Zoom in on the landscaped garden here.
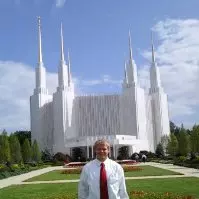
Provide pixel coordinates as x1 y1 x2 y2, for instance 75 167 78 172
0 177 199 199
25 165 182 182
1 123 199 198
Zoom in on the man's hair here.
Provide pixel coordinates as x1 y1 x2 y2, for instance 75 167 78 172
94 139 110 151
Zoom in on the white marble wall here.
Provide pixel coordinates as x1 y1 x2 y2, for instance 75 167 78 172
74 95 121 137
136 87 147 140
145 94 155 152
120 87 138 136
150 91 170 147
30 93 52 151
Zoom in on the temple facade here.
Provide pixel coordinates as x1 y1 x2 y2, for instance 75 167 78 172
30 18 170 159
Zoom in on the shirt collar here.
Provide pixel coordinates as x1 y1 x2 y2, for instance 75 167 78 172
95 157 110 167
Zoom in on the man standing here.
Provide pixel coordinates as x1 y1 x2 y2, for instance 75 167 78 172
78 139 129 199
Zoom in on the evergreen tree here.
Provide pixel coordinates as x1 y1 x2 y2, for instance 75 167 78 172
13 131 31 146
9 135 22 163
32 140 41 162
155 143 164 158
167 133 178 156
0 134 11 163
22 138 32 163
190 125 199 153
178 126 190 156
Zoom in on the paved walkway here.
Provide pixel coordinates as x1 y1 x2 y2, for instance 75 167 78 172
142 162 199 177
0 166 62 189
0 162 199 189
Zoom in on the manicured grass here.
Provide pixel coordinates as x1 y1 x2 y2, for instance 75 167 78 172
0 177 199 199
25 170 80 181
25 165 182 182
124 165 182 177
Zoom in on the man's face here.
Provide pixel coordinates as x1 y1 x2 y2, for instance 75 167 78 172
95 144 109 161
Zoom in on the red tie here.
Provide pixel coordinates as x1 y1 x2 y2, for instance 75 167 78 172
100 162 109 199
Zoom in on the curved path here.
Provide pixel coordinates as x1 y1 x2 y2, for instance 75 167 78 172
0 162 198 189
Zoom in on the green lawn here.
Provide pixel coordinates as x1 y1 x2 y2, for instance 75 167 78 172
0 177 199 199
25 165 182 182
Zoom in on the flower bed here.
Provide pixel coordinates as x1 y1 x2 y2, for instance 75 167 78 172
117 160 137 165
64 162 86 168
37 191 195 199
130 191 194 199
61 168 82 174
61 165 142 174
123 166 143 172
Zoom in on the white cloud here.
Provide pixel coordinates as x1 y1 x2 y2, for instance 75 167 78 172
1 18 199 132
0 61 121 132
55 0 66 8
139 18 199 127
0 61 57 132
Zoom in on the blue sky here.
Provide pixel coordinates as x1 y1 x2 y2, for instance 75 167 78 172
0 0 199 132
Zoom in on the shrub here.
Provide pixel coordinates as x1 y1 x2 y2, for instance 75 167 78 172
53 153 72 164
178 156 186 162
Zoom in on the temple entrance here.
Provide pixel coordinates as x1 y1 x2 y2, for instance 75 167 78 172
71 147 86 161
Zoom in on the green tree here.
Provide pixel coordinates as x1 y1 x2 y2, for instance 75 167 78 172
22 138 32 163
2 129 8 136
178 126 190 156
32 140 41 162
167 133 178 156
9 135 22 163
155 143 165 158
170 121 180 138
190 125 199 153
13 131 31 146
0 134 11 163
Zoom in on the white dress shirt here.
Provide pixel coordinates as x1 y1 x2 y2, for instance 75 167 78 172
78 158 129 199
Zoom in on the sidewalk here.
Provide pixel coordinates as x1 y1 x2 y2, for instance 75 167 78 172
19 174 189 185
0 162 199 189
142 162 199 177
0 166 62 189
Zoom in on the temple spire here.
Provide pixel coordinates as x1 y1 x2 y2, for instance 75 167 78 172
68 50 71 86
149 32 162 91
151 31 156 64
126 30 138 85
124 60 128 84
60 23 65 62
129 30 133 61
38 16 43 65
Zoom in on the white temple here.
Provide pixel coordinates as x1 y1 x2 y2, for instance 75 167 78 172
30 17 170 159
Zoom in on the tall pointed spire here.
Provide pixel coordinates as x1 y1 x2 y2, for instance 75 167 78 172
34 16 47 94
149 32 162 92
126 30 138 86
67 50 71 86
38 16 43 65
60 22 65 62
129 30 133 61
124 60 128 84
151 31 156 64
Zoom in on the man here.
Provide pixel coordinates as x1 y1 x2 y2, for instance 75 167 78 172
78 139 129 199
